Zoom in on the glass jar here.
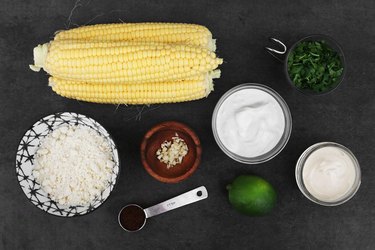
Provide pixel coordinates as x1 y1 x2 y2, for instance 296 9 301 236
212 83 292 164
295 142 361 206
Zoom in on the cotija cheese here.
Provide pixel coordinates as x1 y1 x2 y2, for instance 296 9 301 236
33 125 114 206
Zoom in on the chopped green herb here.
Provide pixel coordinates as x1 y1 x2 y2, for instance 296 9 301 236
287 40 344 93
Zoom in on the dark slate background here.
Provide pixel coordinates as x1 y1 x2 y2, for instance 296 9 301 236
1 0 374 249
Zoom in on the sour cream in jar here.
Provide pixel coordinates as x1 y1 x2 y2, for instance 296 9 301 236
212 84 292 163
296 142 361 205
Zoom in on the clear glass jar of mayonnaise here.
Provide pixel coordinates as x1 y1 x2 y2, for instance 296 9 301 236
295 142 361 206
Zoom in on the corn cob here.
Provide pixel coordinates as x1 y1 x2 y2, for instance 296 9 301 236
54 23 216 51
30 22 223 104
49 70 220 104
30 40 223 84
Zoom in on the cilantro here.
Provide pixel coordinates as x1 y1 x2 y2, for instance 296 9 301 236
287 40 344 93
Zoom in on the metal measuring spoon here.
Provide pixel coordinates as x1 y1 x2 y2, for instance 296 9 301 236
118 186 208 232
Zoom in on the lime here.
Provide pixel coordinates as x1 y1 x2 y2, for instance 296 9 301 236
227 175 277 216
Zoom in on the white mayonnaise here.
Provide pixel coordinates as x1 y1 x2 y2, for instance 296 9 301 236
216 88 285 158
302 146 357 202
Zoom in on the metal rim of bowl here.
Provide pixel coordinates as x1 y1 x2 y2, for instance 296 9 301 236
15 111 121 218
284 34 347 96
212 83 293 164
295 142 361 206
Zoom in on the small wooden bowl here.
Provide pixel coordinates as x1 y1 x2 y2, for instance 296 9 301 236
140 121 202 183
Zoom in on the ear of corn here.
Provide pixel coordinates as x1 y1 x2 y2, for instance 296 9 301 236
54 23 216 51
49 70 220 104
30 22 223 105
33 40 223 84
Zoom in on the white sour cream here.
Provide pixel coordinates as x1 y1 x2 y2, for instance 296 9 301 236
302 146 357 202
216 88 285 158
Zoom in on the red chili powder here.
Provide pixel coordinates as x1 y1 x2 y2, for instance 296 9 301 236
119 205 146 232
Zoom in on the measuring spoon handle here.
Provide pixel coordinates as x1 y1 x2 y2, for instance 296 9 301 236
144 186 208 218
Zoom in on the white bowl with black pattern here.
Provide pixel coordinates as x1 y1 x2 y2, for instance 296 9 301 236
16 112 120 217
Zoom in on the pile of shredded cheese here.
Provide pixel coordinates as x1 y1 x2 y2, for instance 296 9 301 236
156 133 188 169
33 125 114 206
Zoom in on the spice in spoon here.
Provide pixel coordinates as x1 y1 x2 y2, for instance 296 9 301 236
119 205 146 232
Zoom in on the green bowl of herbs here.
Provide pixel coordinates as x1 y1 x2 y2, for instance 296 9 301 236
285 35 345 94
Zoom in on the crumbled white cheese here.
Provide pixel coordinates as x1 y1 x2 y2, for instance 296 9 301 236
33 125 114 206
156 133 188 169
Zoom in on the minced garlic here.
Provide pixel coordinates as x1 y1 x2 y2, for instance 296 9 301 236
156 133 188 168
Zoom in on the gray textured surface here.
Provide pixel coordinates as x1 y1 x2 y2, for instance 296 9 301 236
1 0 374 249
